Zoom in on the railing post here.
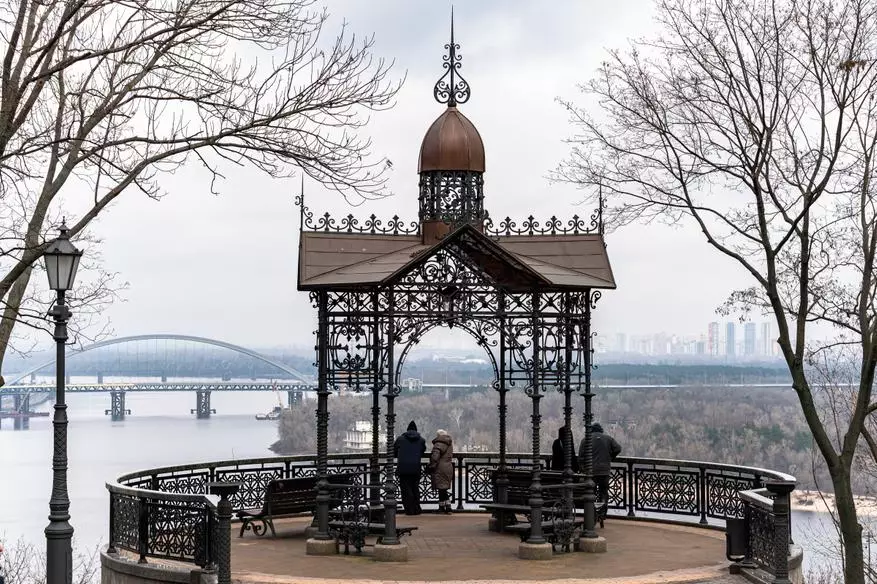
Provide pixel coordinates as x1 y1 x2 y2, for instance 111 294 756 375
208 482 241 584
766 480 795 584
456 456 464 510
626 460 635 517
107 493 117 554
137 496 149 564
699 467 708 525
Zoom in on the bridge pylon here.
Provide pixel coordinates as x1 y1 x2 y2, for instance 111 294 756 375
191 390 216 419
104 390 130 421
13 393 30 430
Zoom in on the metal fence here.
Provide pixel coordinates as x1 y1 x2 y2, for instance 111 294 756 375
106 453 795 571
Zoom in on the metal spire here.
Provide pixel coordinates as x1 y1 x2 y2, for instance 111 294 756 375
433 7 470 106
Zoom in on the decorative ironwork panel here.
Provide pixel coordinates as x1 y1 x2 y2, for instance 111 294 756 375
110 492 141 552
123 476 153 489
464 460 495 504
146 499 212 565
607 465 627 509
747 504 776 569
418 170 484 225
484 213 600 237
215 466 284 511
418 461 442 504
707 472 759 519
634 468 699 515
327 315 378 392
156 471 211 495
299 197 419 236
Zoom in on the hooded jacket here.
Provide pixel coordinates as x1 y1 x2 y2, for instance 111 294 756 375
394 423 427 476
428 432 454 490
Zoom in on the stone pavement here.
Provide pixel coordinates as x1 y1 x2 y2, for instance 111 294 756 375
231 513 749 584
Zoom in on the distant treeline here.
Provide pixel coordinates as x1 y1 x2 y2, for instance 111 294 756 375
272 382 845 492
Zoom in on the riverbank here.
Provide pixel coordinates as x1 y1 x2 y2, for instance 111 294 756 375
792 490 877 517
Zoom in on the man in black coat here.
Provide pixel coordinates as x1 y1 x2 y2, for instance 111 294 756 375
578 423 622 504
394 420 427 515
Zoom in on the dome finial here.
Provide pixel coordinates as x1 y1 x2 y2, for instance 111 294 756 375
433 7 470 107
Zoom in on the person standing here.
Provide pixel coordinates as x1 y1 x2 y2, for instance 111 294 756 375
427 429 454 514
578 423 621 504
550 426 580 472
394 420 427 515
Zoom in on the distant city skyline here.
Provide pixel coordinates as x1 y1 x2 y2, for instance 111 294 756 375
594 320 779 360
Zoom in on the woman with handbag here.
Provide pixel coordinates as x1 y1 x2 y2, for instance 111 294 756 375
427 429 454 514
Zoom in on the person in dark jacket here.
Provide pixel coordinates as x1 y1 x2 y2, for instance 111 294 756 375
550 426 579 472
578 423 621 504
394 420 427 515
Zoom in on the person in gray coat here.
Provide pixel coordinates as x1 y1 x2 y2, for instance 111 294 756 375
578 423 621 504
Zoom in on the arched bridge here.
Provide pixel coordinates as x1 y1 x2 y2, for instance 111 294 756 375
0 334 315 425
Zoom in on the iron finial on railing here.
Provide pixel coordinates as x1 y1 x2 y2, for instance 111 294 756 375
433 7 470 107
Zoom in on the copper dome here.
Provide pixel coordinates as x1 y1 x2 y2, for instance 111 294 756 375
418 106 485 173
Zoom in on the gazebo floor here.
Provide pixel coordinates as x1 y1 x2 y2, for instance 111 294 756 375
231 513 741 583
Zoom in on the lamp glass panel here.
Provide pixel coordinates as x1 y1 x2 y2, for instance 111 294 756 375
44 253 60 291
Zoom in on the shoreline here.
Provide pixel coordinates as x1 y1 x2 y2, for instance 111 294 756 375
791 489 877 517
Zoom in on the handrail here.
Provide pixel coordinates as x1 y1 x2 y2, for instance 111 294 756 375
112 453 796 486
739 487 774 511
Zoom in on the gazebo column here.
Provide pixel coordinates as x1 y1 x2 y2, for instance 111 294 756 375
306 291 336 555
370 291 382 512
491 290 510 532
519 291 553 560
370 386 382 508
375 292 408 562
577 291 607 553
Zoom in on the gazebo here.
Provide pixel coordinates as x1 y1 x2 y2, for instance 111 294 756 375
296 19 615 561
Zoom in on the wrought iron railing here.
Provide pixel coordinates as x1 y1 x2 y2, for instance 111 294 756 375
733 482 795 582
107 453 795 567
106 481 216 567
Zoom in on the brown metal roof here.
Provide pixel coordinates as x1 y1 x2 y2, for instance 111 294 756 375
298 227 615 291
418 106 485 172
298 233 423 288
496 234 616 289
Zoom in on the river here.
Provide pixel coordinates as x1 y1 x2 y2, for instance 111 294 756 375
0 383 857 575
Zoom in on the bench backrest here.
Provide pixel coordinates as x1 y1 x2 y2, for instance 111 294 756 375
494 469 584 507
265 471 359 516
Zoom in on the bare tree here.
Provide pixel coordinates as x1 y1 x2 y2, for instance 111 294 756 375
0 0 400 379
555 0 877 581
0 536 99 584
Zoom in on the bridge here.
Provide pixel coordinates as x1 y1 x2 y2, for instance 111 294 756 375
0 334 316 427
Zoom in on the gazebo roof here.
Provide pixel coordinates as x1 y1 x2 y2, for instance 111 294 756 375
297 224 615 291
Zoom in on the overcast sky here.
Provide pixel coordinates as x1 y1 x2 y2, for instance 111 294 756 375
79 0 754 352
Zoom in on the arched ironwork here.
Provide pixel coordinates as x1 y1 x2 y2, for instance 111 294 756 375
392 319 501 388
7 334 312 385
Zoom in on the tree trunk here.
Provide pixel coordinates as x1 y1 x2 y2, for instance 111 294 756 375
831 465 865 584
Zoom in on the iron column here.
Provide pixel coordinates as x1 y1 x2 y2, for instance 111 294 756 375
45 292 73 584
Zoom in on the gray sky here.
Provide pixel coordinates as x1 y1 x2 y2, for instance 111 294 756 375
86 0 751 351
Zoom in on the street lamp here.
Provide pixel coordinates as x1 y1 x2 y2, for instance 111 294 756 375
43 221 82 584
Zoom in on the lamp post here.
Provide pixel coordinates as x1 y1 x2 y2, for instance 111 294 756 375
43 221 82 584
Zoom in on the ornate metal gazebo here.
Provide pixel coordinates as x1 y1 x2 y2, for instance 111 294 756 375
296 20 615 561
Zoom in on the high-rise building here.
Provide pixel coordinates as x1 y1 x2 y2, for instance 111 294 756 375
760 321 773 356
615 333 627 353
707 322 719 355
725 322 736 357
744 322 756 356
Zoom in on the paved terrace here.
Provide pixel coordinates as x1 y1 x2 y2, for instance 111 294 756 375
229 514 740 584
